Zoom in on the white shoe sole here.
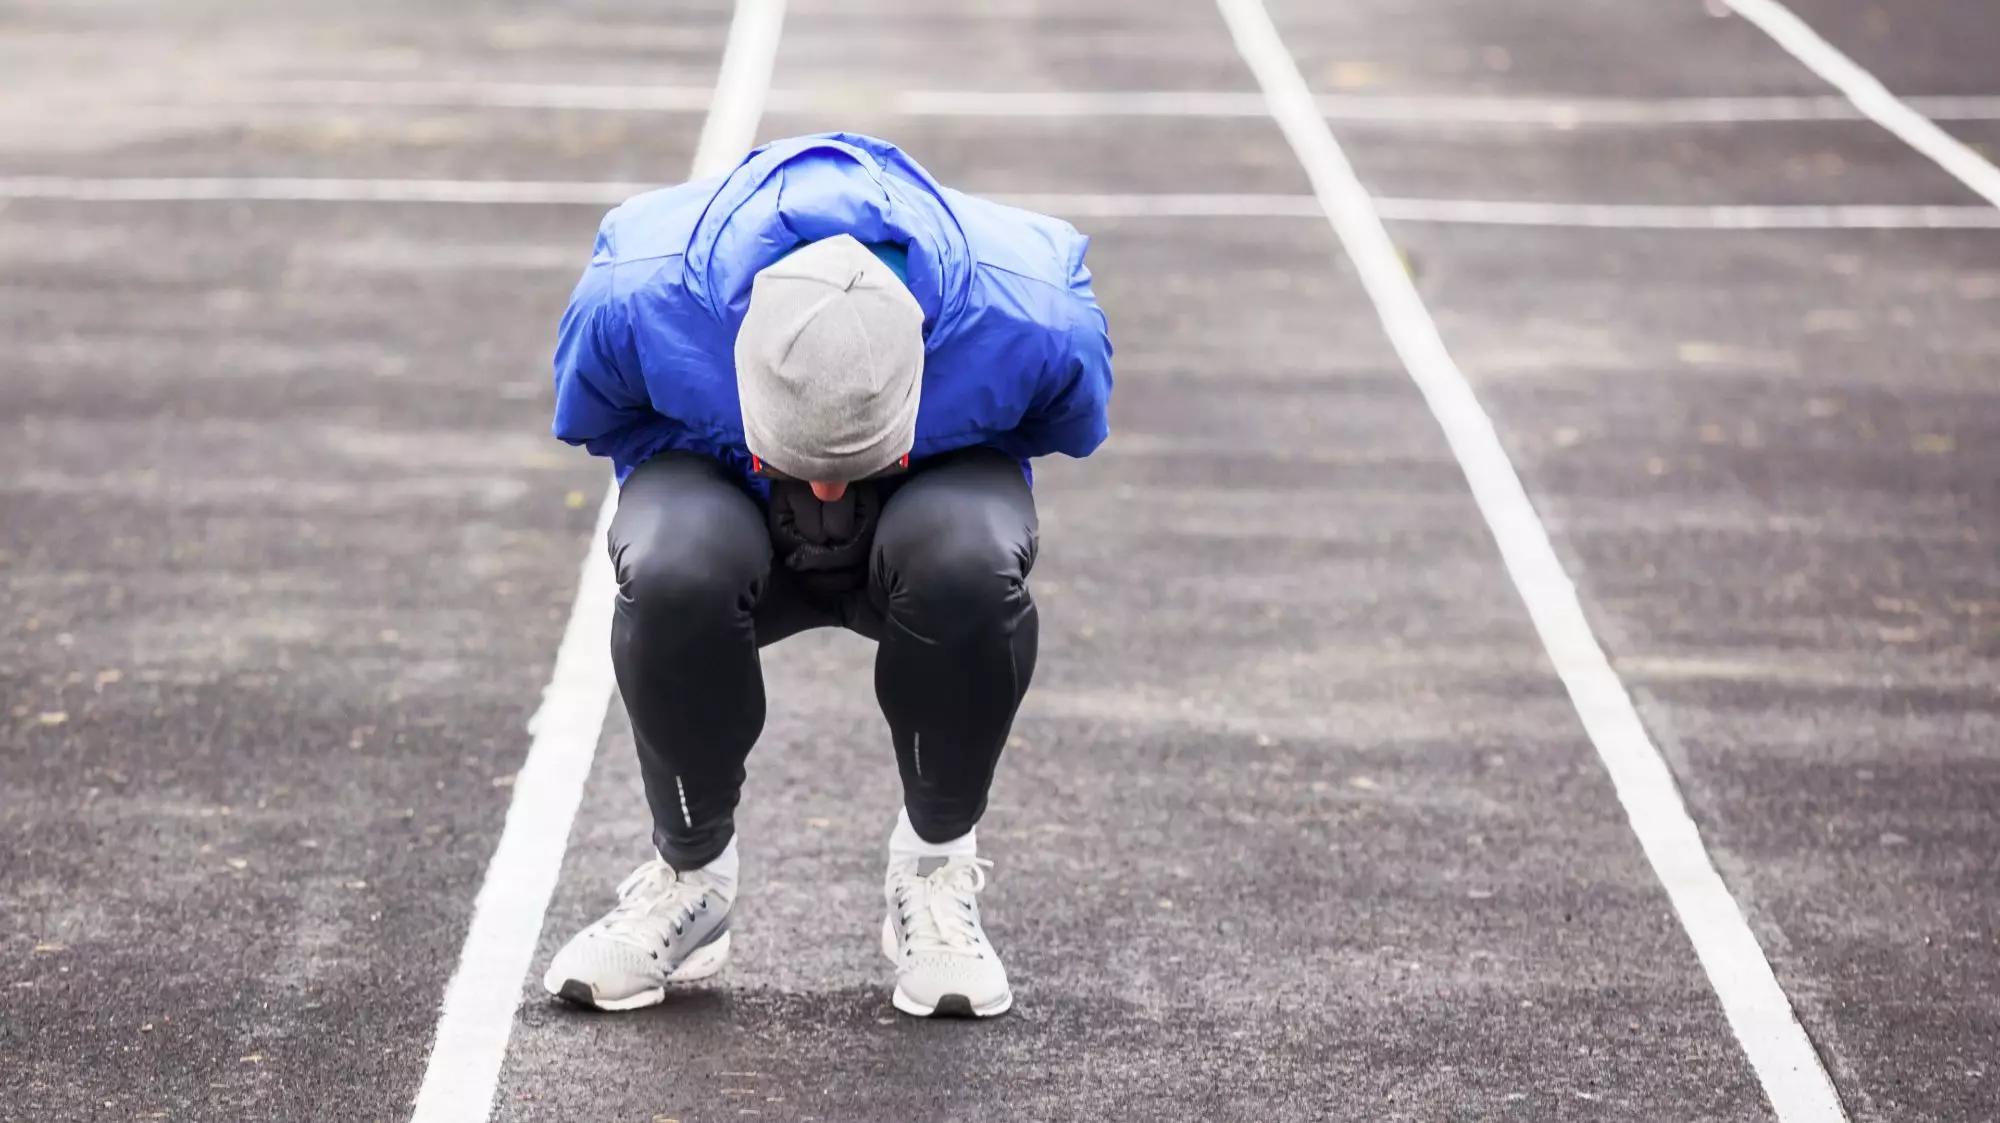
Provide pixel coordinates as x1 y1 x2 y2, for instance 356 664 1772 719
545 930 732 1012
879 915 1013 1018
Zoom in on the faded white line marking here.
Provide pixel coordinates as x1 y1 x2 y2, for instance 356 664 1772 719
1366 199 2000 229
1216 0 1850 1120
689 0 786 190
210 80 2000 124
278 79 719 112
992 192 1322 217
0 176 646 205
1722 0 2000 209
1321 92 2000 125
9 177 2000 231
403 1 784 1121
997 193 2000 228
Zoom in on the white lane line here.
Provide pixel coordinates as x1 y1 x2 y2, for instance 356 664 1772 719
403 1 783 1121
995 193 2000 229
249 81 1271 117
272 80 720 111
1323 92 2000 125
1319 93 1855 125
224 79 2000 124
992 192 1322 217
406 492 620 1123
1723 0 2000 209
1907 95 2000 123
10 177 2000 231
908 90 2000 125
690 0 786 178
0 176 646 205
1367 198 2000 230
1214 1 1851 1121
882 89 1268 118
292 80 719 111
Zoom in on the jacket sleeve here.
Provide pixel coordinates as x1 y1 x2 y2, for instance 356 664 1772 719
1014 238 1114 459
550 239 656 465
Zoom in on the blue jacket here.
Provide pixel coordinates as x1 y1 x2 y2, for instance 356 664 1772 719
551 133 1114 492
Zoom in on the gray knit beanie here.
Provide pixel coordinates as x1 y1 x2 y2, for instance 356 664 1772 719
735 234 925 482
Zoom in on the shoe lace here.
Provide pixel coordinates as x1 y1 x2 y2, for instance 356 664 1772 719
599 858 710 951
894 858 993 957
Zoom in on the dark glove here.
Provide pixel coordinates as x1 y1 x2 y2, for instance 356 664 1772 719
767 480 881 594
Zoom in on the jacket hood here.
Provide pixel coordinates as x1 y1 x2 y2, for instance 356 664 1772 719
681 133 974 348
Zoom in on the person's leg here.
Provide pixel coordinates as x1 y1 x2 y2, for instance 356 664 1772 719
607 452 776 870
867 449 1036 1018
546 452 786 1010
870 448 1040 847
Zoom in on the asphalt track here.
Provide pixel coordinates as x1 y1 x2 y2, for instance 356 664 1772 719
2 1 1995 1121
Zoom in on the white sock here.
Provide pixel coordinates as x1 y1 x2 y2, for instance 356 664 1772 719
678 835 739 900
888 807 976 864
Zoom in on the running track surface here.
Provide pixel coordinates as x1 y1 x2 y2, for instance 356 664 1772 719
2 1 1995 1121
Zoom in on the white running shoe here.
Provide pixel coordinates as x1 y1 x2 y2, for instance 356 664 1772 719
542 858 732 1011
880 855 1012 1017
